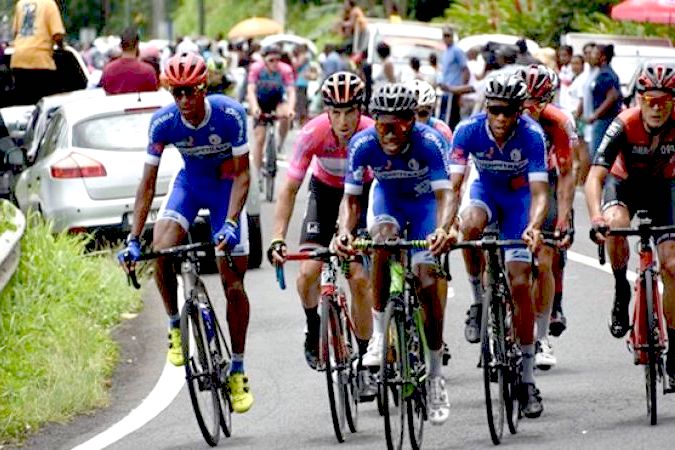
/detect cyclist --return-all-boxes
[407,79,453,142]
[117,53,254,414]
[522,65,577,370]
[448,72,549,418]
[267,72,377,399]
[246,44,296,181]
[585,63,675,387]
[335,83,454,425]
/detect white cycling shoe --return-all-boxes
[535,338,557,370]
[428,376,450,425]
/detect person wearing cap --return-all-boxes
[101,26,158,95]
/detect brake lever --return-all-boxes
[126,264,141,290]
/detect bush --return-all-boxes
[0,215,142,444]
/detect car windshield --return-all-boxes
[73,112,154,151]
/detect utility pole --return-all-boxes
[198,0,205,36]
[152,0,167,39]
[272,0,286,30]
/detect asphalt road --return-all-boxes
[18,137,675,450]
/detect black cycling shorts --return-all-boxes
[602,174,675,243]
[300,176,370,249]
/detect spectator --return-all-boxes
[586,44,622,158]
[321,43,345,78]
[100,27,158,95]
[372,41,397,87]
[140,45,161,80]
[428,52,439,86]
[578,42,599,157]
[341,0,367,40]
[438,25,469,129]
[292,43,312,125]
[557,45,574,106]
[176,36,199,55]
[515,38,539,65]
[565,54,591,185]
[10,0,65,105]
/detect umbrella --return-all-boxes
[611,0,675,24]
[228,17,283,40]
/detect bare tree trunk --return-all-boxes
[273,0,286,29]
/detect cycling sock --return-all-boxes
[372,309,384,335]
[429,349,443,378]
[230,353,244,374]
[552,292,563,313]
[168,314,181,329]
[305,306,320,338]
[521,344,536,384]
[536,313,550,341]
[613,267,630,296]
[357,338,369,358]
[469,275,483,304]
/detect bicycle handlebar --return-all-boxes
[351,238,430,250]
[594,224,675,266]
[273,248,348,290]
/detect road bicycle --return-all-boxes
[259,112,278,202]
[123,242,233,446]
[451,233,525,445]
[352,238,436,450]
[596,210,675,425]
[275,247,359,443]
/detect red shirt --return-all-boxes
[101,57,159,95]
[539,104,576,174]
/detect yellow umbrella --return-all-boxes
[228,17,284,40]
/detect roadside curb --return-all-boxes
[0,200,26,292]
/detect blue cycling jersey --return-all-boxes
[448,113,548,187]
[345,123,450,199]
[147,94,248,179]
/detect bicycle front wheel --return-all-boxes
[481,287,505,445]
[181,300,222,446]
[504,307,521,435]
[321,296,348,442]
[644,271,658,426]
[381,301,405,450]
[407,308,427,450]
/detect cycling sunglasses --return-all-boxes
[486,104,520,117]
[375,119,413,138]
[641,93,674,110]
[265,56,281,63]
[170,85,204,98]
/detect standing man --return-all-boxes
[10,0,65,105]
[438,26,469,130]
[101,27,158,95]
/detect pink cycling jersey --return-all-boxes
[247,60,295,89]
[287,113,374,189]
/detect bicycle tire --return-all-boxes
[504,306,521,435]
[407,308,427,450]
[381,300,405,450]
[321,296,347,443]
[644,271,658,426]
[264,129,276,202]
[481,286,505,445]
[341,292,359,433]
[181,299,222,446]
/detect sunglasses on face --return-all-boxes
[170,85,203,98]
[375,119,412,138]
[486,104,520,117]
[641,94,674,110]
[266,57,281,63]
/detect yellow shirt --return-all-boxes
[11,0,65,70]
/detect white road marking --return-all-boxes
[73,248,652,449]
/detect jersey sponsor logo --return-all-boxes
[660,144,675,155]
[176,142,233,158]
[632,145,650,155]
[414,179,432,195]
[224,106,246,144]
[423,130,444,152]
[209,134,222,145]
[474,159,528,172]
[510,149,522,162]
[149,111,175,138]
[306,221,320,234]
[352,166,365,182]
[408,158,420,171]
[374,166,430,180]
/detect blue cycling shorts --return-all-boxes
[466,178,531,263]
[366,180,437,267]
[158,169,249,256]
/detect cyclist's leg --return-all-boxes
[252,95,275,175]
[602,175,633,338]
[154,170,197,366]
[459,176,492,343]
[550,250,567,336]
[363,180,401,367]
[276,101,290,152]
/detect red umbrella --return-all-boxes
[611,0,675,24]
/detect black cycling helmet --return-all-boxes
[261,44,282,58]
[484,71,528,103]
[370,83,418,115]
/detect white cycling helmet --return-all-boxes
[484,72,528,102]
[407,79,437,109]
[370,83,418,114]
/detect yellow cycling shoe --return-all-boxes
[228,373,254,413]
[167,328,185,367]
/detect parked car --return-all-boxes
[12,89,264,267]
[0,105,34,146]
[0,45,90,108]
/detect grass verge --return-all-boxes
[0,214,142,445]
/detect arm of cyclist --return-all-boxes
[284,85,297,120]
[246,81,261,118]
[267,177,302,264]
[429,188,453,255]
[523,180,549,251]
[334,193,361,256]
[216,153,250,252]
[555,167,575,248]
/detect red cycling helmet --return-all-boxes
[162,52,208,87]
[636,63,675,95]
[523,64,554,101]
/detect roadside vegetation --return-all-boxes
[0,215,142,445]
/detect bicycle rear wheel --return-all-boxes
[644,272,658,426]
[263,128,276,202]
[381,301,406,450]
[407,309,427,450]
[321,296,348,442]
[481,287,505,445]
[181,299,222,446]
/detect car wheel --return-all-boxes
[247,213,262,269]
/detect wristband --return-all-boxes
[226,218,238,228]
